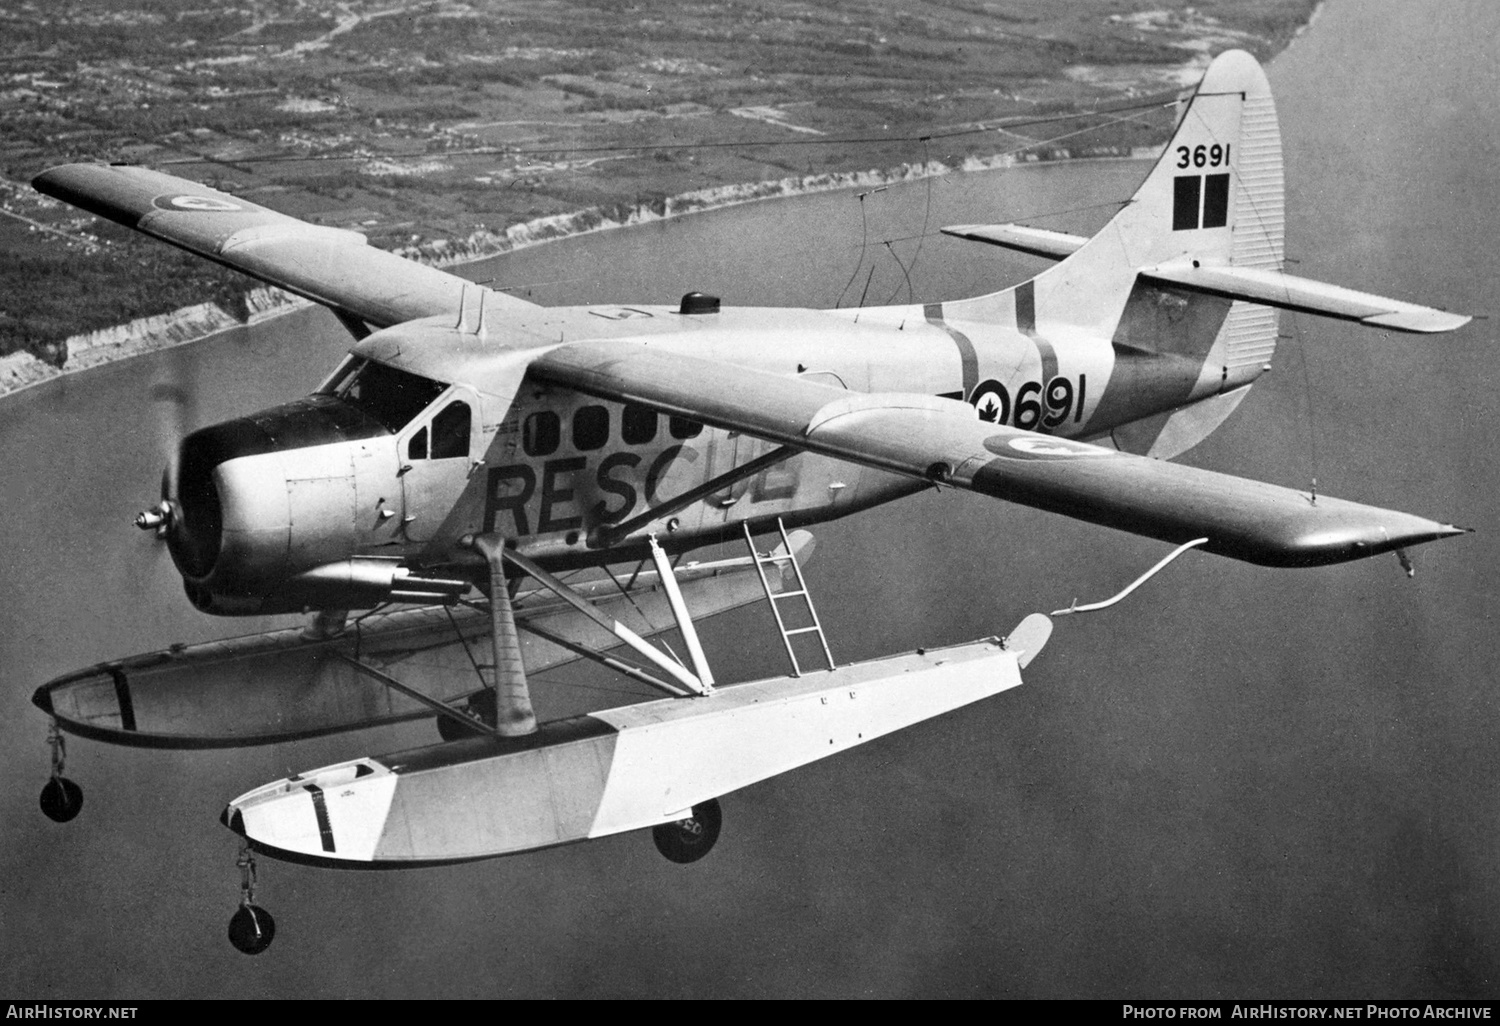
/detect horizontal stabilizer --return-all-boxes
[1140,261,1471,334]
[940,223,1088,260]
[534,340,1467,568]
[32,163,536,328]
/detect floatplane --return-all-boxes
[28,51,1468,953]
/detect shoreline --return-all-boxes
[0,145,1158,400]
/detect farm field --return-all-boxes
[0,0,1317,358]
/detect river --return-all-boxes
[1,0,1494,998]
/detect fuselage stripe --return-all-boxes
[1014,280,1059,383]
[923,302,979,398]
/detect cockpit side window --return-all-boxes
[407,427,428,461]
[431,401,471,459]
[320,358,446,433]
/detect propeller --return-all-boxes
[136,370,192,540]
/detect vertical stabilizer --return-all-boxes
[1030,50,1284,331]
[945,50,1285,458]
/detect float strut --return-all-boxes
[648,535,715,690]
[465,534,538,736]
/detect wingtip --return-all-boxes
[1361,310,1473,334]
[1383,518,1472,552]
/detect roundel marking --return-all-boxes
[983,435,1114,460]
[967,378,1010,424]
[152,194,244,212]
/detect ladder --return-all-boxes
[744,519,835,676]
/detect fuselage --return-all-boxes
[168,293,1239,614]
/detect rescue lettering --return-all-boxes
[484,446,695,537]
[538,456,586,533]
[593,452,640,524]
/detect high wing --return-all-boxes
[32,163,536,331]
[532,339,1464,567]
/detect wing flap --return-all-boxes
[33,163,535,328]
[1140,261,1470,334]
[533,340,1465,567]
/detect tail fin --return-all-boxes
[945,50,1285,457]
[929,50,1462,457]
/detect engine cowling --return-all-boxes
[158,394,424,614]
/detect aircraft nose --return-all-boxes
[163,394,391,608]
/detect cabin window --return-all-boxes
[523,411,560,456]
[431,401,471,459]
[622,404,657,445]
[573,405,609,451]
[669,415,703,440]
[407,427,428,460]
[320,358,446,432]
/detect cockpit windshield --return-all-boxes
[319,358,447,432]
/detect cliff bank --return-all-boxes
[0,145,1155,399]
